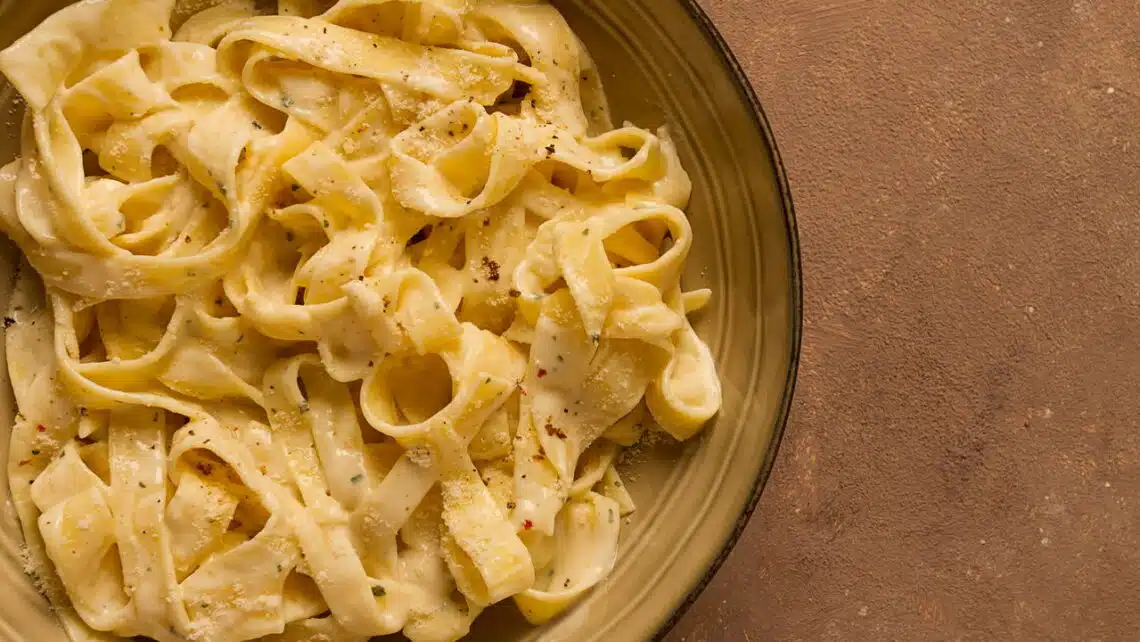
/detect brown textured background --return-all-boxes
[667,0,1140,640]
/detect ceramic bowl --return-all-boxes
[0,1,801,640]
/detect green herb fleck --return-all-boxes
[351,473,364,484]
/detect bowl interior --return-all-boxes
[0,1,800,640]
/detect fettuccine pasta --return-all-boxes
[0,1,722,640]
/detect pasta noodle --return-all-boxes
[0,0,722,640]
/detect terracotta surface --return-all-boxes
[668,0,1140,640]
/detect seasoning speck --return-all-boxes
[481,256,501,282]
[544,421,567,439]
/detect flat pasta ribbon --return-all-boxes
[0,0,725,639]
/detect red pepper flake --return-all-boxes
[536,368,547,378]
[522,520,534,530]
[36,425,46,433]
[544,421,567,439]
[17,459,29,466]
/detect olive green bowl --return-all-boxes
[0,1,801,640]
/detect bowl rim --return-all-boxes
[650,2,803,639]
[0,1,800,638]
